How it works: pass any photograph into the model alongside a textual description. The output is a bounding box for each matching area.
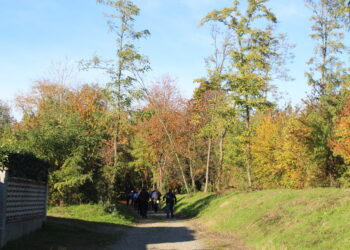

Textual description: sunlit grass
[175,189,350,249]
[48,203,138,225]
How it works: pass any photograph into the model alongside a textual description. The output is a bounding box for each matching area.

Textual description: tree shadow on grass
[3,215,199,250]
[175,194,217,218]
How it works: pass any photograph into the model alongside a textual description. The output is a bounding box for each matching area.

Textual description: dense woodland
[2,0,350,205]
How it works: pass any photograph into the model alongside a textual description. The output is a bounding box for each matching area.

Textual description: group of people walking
[126,188,177,219]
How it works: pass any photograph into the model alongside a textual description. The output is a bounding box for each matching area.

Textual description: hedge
[0,150,49,182]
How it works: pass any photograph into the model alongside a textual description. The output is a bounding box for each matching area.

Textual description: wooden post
[0,169,8,248]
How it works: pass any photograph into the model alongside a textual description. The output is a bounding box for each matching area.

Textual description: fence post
[44,183,48,220]
[0,169,8,248]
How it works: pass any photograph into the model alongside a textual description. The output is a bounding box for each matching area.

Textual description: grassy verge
[4,203,137,250]
[175,189,350,249]
[48,203,138,225]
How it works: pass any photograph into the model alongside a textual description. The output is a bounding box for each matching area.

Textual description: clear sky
[1,0,316,119]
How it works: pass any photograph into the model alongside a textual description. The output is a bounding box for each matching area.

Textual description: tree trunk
[245,105,252,188]
[158,164,162,191]
[189,157,195,189]
[113,134,118,167]
[246,142,252,187]
[204,137,212,193]
[216,128,226,191]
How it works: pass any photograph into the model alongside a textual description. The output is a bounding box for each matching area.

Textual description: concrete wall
[0,171,47,248]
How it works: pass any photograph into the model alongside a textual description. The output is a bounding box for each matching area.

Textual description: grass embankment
[175,189,350,249]
[4,203,137,250]
[48,203,137,225]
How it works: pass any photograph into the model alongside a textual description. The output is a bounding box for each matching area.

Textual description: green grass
[48,203,138,225]
[175,189,350,249]
[4,203,137,250]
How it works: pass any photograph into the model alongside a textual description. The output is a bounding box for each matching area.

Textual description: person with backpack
[138,187,150,218]
[126,190,133,206]
[163,189,177,218]
[132,190,139,210]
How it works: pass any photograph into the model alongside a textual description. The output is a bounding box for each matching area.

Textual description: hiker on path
[163,189,177,218]
[133,190,139,210]
[151,189,161,212]
[138,187,150,218]
[126,190,133,206]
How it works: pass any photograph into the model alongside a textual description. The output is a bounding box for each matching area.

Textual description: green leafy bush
[0,148,49,182]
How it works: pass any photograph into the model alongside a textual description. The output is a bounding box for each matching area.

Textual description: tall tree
[333,0,350,30]
[194,26,235,192]
[145,77,190,193]
[304,0,349,186]
[80,0,150,198]
[305,0,348,95]
[202,0,289,187]
[82,0,150,169]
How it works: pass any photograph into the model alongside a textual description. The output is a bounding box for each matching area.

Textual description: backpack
[139,190,150,202]
[133,192,139,199]
[165,192,175,203]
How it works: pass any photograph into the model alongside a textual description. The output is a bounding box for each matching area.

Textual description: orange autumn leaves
[332,100,350,164]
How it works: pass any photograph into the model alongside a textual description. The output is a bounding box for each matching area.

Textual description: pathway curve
[108,209,209,250]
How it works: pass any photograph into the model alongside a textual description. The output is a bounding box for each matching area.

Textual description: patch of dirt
[189,219,250,250]
[108,210,210,250]
[220,201,230,208]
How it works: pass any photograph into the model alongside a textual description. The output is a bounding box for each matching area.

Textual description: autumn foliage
[4,0,350,205]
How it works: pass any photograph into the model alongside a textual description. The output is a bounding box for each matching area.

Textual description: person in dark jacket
[133,190,139,210]
[126,190,133,206]
[138,187,150,218]
[163,189,177,218]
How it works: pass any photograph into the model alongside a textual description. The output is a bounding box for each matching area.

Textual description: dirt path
[107,210,209,250]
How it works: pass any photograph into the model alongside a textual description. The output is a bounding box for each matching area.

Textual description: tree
[82,0,150,169]
[330,98,350,186]
[144,77,190,192]
[201,0,289,187]
[78,0,151,199]
[15,82,110,204]
[252,109,311,189]
[303,0,349,186]
[305,0,348,95]
[333,0,350,30]
[193,26,236,192]
[0,101,12,131]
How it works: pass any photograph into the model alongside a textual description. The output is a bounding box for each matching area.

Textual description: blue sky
[1,0,316,119]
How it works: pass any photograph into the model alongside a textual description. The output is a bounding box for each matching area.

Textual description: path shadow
[4,214,200,250]
[111,224,198,250]
[106,207,204,250]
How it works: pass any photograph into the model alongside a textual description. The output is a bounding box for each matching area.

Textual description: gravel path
[108,210,209,250]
